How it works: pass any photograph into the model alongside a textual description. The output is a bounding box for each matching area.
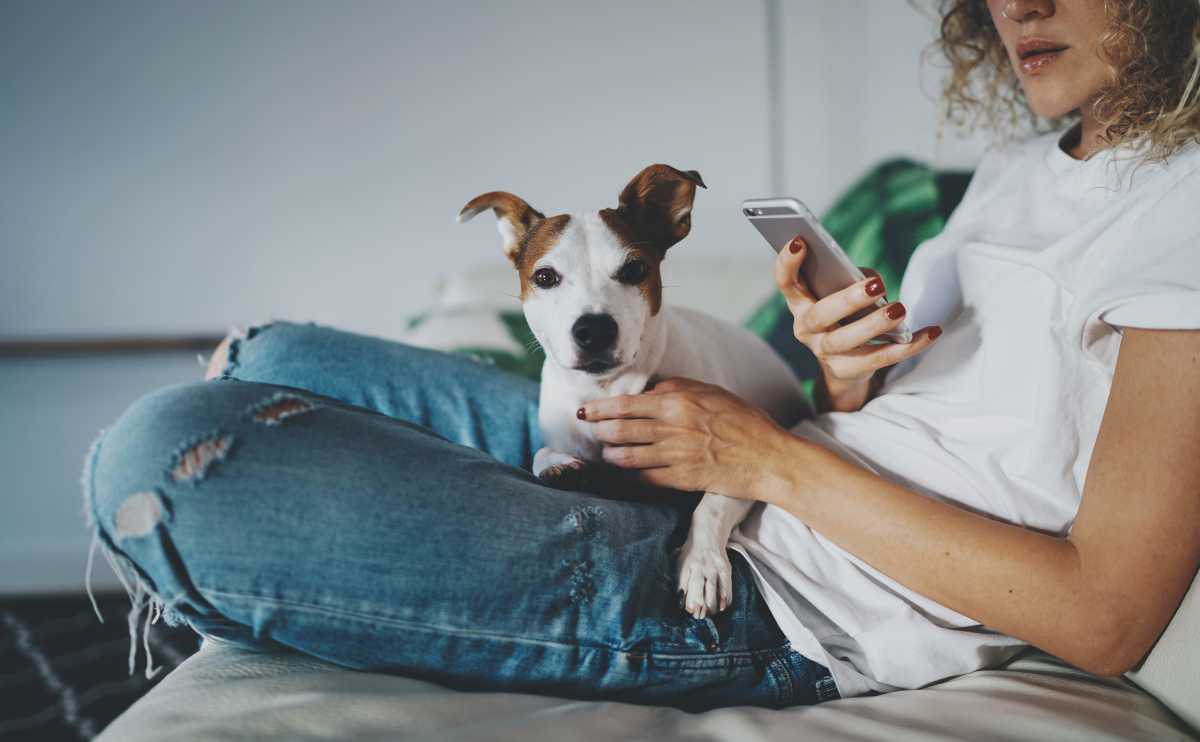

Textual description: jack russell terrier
[459,164,810,618]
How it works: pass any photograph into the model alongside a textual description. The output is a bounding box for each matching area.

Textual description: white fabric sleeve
[1089,166,1200,331]
[1100,291,1200,330]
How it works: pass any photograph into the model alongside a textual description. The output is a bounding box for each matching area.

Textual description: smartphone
[742,197,913,343]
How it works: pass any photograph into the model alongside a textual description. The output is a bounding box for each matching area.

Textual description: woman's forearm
[754,436,1121,675]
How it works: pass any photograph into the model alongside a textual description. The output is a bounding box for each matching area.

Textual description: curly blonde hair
[937,0,1200,161]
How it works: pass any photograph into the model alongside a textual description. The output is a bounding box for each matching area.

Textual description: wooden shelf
[0,335,223,358]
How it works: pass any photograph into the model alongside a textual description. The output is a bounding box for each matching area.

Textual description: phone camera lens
[743,208,753,216]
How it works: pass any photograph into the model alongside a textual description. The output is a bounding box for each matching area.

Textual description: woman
[85,0,1200,709]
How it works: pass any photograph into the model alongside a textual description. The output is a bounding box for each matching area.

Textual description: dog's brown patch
[616,164,705,254]
[458,191,546,261]
[599,208,664,315]
[516,214,571,299]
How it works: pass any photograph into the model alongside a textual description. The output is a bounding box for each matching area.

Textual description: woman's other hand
[579,378,798,500]
[774,236,942,412]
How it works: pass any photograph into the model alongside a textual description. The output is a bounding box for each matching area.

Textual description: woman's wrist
[816,366,889,413]
[817,374,870,413]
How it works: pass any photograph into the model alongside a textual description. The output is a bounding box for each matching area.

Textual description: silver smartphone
[742,197,913,343]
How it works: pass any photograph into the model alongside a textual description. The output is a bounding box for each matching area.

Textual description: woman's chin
[1019,78,1096,123]
[1022,94,1082,123]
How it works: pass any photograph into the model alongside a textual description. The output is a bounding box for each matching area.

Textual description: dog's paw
[538,459,586,489]
[539,460,616,493]
[533,448,645,496]
[676,534,733,619]
[533,448,581,478]
[534,448,594,490]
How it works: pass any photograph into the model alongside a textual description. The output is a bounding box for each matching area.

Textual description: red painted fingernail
[576,407,587,420]
[789,237,805,254]
[929,326,943,340]
[865,278,885,297]
[885,302,905,320]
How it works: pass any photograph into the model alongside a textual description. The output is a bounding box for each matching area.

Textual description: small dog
[459,164,809,618]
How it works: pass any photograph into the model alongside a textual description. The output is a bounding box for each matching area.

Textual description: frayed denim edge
[220,321,275,379]
[80,428,182,680]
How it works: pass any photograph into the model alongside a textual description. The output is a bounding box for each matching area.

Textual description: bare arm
[587,328,1200,675]
[765,236,1199,670]
[757,327,1200,675]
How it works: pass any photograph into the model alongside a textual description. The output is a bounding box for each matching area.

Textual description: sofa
[96,162,1199,740]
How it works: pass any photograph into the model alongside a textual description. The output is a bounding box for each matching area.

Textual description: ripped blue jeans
[82,321,837,711]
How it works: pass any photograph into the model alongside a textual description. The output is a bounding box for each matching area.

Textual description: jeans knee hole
[169,432,234,484]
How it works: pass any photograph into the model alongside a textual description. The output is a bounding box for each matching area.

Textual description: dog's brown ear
[616,165,706,253]
[458,191,545,265]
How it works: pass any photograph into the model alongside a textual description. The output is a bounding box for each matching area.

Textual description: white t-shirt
[730,125,1200,697]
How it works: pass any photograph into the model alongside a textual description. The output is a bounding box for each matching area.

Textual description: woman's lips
[1017,38,1069,76]
[1020,48,1065,75]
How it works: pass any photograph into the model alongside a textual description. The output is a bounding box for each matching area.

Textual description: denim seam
[198,586,791,668]
[766,649,795,707]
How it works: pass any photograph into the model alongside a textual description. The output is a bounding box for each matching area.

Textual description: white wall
[0,354,203,592]
[0,0,988,594]
[778,0,990,214]
[2,0,776,341]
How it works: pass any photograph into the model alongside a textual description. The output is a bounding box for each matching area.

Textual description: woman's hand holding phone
[774,236,943,413]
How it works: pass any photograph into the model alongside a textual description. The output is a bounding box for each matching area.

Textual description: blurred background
[1,0,989,595]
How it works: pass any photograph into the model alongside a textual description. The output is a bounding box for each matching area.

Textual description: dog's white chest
[540,407,602,462]
[537,361,652,464]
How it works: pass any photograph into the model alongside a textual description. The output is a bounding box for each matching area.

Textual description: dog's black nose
[572,313,618,353]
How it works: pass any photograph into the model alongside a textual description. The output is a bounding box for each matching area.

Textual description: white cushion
[97,640,1195,742]
[404,308,521,355]
[1127,569,1200,730]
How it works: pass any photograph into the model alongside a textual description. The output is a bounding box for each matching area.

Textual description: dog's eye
[617,259,648,285]
[533,267,560,289]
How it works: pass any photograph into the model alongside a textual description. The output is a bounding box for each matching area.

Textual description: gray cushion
[97,639,1196,742]
[1128,569,1200,731]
